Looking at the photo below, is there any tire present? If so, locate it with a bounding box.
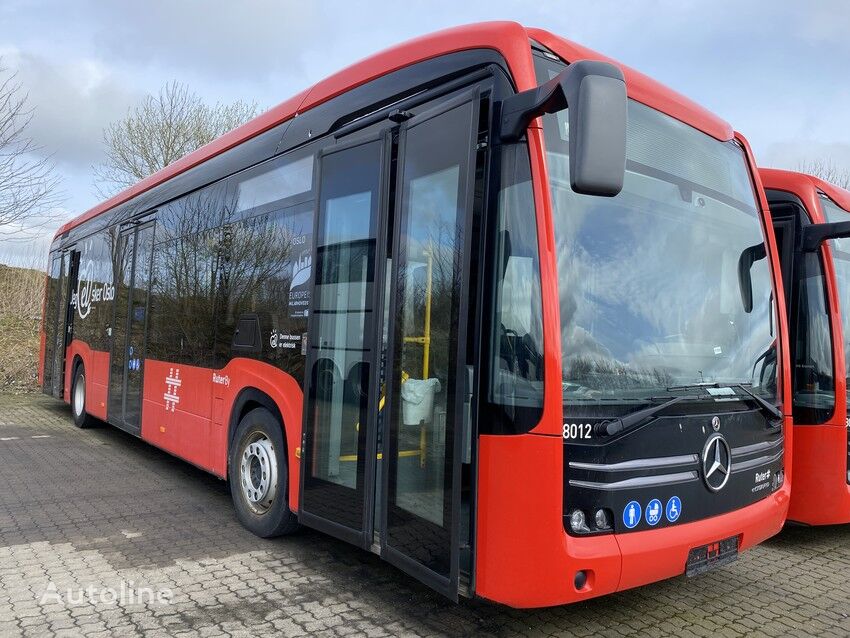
[229,407,299,538]
[71,366,95,429]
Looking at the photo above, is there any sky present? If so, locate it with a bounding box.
[0,0,848,267]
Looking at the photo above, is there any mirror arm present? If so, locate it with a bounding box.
[498,60,625,143]
[499,74,568,142]
[801,221,850,252]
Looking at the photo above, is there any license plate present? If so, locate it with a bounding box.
[685,536,739,577]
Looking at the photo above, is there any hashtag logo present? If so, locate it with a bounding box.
[164,368,181,412]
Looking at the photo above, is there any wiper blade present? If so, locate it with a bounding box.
[594,396,685,437]
[735,384,783,422]
[666,382,721,391]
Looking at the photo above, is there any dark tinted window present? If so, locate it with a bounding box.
[482,142,545,433]
[71,229,116,351]
[147,227,220,366]
[156,182,233,245]
[822,195,850,395]
[212,202,314,379]
[792,250,835,423]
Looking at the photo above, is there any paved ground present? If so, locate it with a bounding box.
[0,393,849,637]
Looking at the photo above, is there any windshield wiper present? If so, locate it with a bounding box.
[735,384,783,423]
[666,382,721,392]
[668,381,782,421]
[594,396,685,437]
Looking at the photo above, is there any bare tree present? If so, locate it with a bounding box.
[0,60,59,239]
[94,81,258,197]
[796,158,850,190]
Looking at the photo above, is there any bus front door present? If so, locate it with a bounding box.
[301,90,479,600]
[379,92,478,600]
[300,134,387,548]
[108,222,154,434]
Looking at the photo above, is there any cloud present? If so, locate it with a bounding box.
[89,1,321,84]
[0,46,142,169]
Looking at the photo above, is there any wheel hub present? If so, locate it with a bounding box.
[240,435,278,514]
[73,376,85,417]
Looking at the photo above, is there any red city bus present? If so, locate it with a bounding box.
[39,22,791,607]
[760,169,850,525]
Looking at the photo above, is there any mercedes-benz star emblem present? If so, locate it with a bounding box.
[702,433,731,492]
[711,415,721,431]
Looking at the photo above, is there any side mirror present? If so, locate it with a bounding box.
[738,243,767,313]
[499,60,627,197]
[800,221,850,252]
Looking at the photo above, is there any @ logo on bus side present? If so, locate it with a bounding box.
[701,433,731,492]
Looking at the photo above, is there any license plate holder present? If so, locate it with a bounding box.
[685,536,739,577]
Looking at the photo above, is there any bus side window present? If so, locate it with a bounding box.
[792,250,835,424]
[483,143,545,433]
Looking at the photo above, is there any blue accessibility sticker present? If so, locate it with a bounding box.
[666,496,682,523]
[645,498,662,526]
[623,500,641,529]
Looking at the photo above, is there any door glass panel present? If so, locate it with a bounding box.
[109,233,133,422]
[124,225,154,428]
[51,252,71,397]
[386,99,476,576]
[302,139,383,532]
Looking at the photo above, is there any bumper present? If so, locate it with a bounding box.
[475,432,790,608]
[614,484,788,592]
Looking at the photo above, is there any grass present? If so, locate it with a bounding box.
[0,263,45,393]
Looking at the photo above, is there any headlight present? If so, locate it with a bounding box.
[569,509,590,533]
[594,508,612,530]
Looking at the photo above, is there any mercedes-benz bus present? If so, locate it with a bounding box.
[39,22,790,607]
[761,168,850,525]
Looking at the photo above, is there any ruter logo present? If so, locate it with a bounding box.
[701,432,731,492]
[164,368,181,412]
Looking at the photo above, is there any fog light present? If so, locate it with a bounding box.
[574,570,587,590]
[569,509,590,533]
[594,508,612,530]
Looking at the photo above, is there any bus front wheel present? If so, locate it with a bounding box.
[229,407,299,538]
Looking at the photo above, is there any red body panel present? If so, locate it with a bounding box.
[64,340,109,420]
[37,330,46,388]
[759,168,850,525]
[140,358,303,510]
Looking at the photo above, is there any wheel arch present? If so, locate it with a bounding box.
[225,385,301,511]
[227,387,287,456]
[71,354,84,379]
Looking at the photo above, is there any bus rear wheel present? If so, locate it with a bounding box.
[71,366,95,429]
[229,407,299,538]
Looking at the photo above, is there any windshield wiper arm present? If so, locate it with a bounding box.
[735,384,783,422]
[594,396,685,437]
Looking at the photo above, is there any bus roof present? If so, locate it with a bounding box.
[56,20,734,238]
[760,168,850,215]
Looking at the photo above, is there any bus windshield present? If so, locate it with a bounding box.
[822,194,850,393]
[540,71,776,408]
